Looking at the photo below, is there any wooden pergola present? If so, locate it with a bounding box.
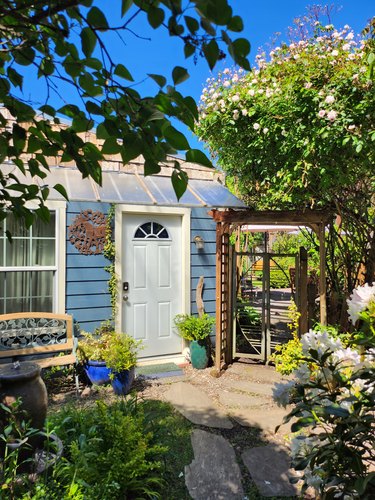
[208,209,333,372]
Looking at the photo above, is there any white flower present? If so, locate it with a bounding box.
[304,82,312,89]
[346,32,354,40]
[272,380,295,407]
[263,127,269,134]
[301,330,343,357]
[348,124,356,130]
[294,363,310,384]
[258,88,264,94]
[281,129,287,136]
[233,109,239,120]
[232,74,239,83]
[331,49,339,57]
[218,99,225,107]
[223,80,230,88]
[231,94,240,103]
[342,43,351,51]
[253,123,260,130]
[247,89,255,96]
[223,68,230,74]
[347,283,375,323]
[241,109,248,116]
[327,110,337,121]
[325,95,335,104]
[212,92,219,99]
[331,347,361,368]
[318,109,326,118]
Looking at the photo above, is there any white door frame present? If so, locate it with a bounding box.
[114,205,191,342]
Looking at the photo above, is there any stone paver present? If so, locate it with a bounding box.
[221,378,274,397]
[185,429,244,500]
[242,445,299,497]
[229,407,291,433]
[164,381,233,429]
[219,391,267,409]
[226,363,289,384]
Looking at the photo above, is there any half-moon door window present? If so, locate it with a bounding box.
[134,222,170,239]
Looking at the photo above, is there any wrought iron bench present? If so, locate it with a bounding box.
[0,312,77,373]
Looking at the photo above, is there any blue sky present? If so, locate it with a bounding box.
[21,1,374,153]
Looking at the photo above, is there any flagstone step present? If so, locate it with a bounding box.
[185,429,244,500]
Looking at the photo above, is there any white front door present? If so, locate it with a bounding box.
[122,213,183,358]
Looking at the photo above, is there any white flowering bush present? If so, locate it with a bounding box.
[273,283,375,498]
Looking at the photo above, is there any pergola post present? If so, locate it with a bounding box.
[318,223,327,326]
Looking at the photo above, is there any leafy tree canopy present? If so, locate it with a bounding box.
[0,0,250,226]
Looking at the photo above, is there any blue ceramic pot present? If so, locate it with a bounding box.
[190,340,209,369]
[84,360,111,385]
[111,366,135,396]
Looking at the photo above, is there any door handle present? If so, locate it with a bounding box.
[123,295,129,301]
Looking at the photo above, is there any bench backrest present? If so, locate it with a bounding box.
[0,312,73,360]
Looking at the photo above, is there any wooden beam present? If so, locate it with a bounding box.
[317,223,327,326]
[215,222,223,371]
[209,208,332,226]
[299,246,308,335]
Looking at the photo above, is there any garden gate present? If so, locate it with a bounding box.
[209,209,332,372]
[233,250,305,363]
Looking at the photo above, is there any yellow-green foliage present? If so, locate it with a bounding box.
[272,301,303,375]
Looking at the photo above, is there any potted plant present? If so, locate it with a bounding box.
[77,322,143,395]
[174,314,215,369]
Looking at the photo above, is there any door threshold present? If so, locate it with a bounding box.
[137,354,187,367]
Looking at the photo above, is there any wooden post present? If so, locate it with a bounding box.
[318,223,327,325]
[299,247,308,335]
[215,223,223,371]
[225,243,233,365]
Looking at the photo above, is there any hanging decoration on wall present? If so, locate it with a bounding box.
[68,210,107,255]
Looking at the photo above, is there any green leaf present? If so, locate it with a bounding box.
[203,40,220,70]
[53,183,69,200]
[148,6,165,29]
[121,134,143,163]
[172,169,188,200]
[7,67,23,89]
[121,0,133,16]
[144,159,160,176]
[39,105,56,117]
[86,101,102,115]
[184,15,199,33]
[148,74,167,87]
[12,124,26,153]
[184,42,195,59]
[114,64,134,82]
[35,205,51,223]
[172,66,189,85]
[102,137,122,155]
[227,15,243,32]
[291,417,315,432]
[87,6,109,30]
[14,46,35,66]
[322,405,350,418]
[164,125,190,150]
[81,27,97,57]
[186,149,213,168]
[200,18,216,36]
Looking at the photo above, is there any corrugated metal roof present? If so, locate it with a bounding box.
[2,164,246,208]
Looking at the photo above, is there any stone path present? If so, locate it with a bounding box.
[161,361,299,499]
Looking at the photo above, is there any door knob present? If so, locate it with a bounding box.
[123,295,128,301]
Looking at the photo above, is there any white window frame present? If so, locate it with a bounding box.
[0,200,66,313]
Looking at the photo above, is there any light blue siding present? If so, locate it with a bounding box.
[190,208,217,320]
[66,201,112,333]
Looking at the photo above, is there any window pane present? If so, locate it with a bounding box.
[6,239,30,266]
[32,239,55,266]
[33,213,55,237]
[0,271,54,313]
[5,214,29,238]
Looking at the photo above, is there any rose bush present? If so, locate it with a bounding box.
[273,283,375,499]
[197,18,375,323]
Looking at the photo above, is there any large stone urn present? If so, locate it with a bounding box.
[0,362,48,458]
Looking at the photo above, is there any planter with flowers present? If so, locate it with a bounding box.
[174,314,215,369]
[78,323,143,395]
[272,283,375,499]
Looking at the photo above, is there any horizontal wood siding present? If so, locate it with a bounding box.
[66,201,112,333]
[190,208,217,323]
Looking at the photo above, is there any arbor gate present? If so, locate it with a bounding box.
[209,209,332,372]
[233,250,306,363]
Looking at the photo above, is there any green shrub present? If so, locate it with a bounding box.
[46,398,166,499]
[174,313,215,341]
[269,268,290,289]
